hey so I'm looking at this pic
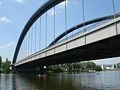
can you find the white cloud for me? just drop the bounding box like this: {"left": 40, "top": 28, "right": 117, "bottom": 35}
{"left": 0, "top": 42, "right": 15, "bottom": 49}
{"left": 0, "top": 17, "right": 11, "bottom": 23}
{"left": 16, "top": 0, "right": 24, "bottom": 3}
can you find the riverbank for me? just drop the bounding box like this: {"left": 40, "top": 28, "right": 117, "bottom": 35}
{"left": 103, "top": 68, "right": 120, "bottom": 71}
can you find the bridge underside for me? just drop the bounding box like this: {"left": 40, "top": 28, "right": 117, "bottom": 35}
{"left": 14, "top": 34, "right": 120, "bottom": 72}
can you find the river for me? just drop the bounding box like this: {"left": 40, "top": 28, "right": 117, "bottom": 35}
{"left": 0, "top": 71, "right": 120, "bottom": 90}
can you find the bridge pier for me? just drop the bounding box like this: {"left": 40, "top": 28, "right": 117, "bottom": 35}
{"left": 13, "top": 66, "right": 47, "bottom": 74}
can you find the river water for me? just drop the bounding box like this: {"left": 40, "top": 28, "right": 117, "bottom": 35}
{"left": 0, "top": 71, "right": 120, "bottom": 90}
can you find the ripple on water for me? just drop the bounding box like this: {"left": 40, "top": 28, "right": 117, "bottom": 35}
{"left": 1, "top": 71, "right": 120, "bottom": 90}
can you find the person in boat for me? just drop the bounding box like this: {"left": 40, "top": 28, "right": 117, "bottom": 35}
{"left": 38, "top": 74, "right": 48, "bottom": 77}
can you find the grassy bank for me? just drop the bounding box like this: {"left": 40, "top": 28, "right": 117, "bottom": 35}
{"left": 103, "top": 68, "right": 120, "bottom": 71}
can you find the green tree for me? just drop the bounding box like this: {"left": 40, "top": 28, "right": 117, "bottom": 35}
{"left": 72, "top": 62, "right": 81, "bottom": 71}
{"left": 86, "top": 62, "right": 96, "bottom": 70}
{"left": 0, "top": 56, "right": 2, "bottom": 68}
{"left": 2, "top": 58, "right": 11, "bottom": 73}
{"left": 0, "top": 56, "right": 2, "bottom": 72}
{"left": 95, "top": 65, "right": 102, "bottom": 71}
{"left": 66, "top": 63, "right": 73, "bottom": 72}
{"left": 47, "top": 61, "right": 102, "bottom": 73}
{"left": 47, "top": 64, "right": 63, "bottom": 73}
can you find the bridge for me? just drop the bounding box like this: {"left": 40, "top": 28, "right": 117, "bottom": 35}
{"left": 12, "top": 0, "right": 120, "bottom": 73}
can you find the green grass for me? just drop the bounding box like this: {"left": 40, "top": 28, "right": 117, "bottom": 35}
{"left": 103, "top": 68, "right": 120, "bottom": 71}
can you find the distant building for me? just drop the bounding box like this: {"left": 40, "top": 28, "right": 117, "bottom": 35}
{"left": 101, "top": 64, "right": 116, "bottom": 69}
{"left": 117, "top": 63, "right": 120, "bottom": 68}
{"left": 98, "top": 63, "right": 120, "bottom": 70}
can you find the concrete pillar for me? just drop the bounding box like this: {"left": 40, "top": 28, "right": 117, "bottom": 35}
{"left": 101, "top": 65, "right": 104, "bottom": 70}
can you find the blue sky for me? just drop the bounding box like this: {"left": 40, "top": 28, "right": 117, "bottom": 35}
{"left": 0, "top": 0, "right": 120, "bottom": 65}
{"left": 0, "top": 0, "right": 48, "bottom": 61}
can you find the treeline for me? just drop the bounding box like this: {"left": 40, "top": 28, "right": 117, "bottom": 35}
{"left": 0, "top": 56, "right": 102, "bottom": 73}
{"left": 0, "top": 56, "right": 11, "bottom": 73}
{"left": 47, "top": 62, "right": 102, "bottom": 73}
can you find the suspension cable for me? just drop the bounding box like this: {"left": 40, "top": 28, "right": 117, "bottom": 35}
{"left": 28, "top": 34, "right": 29, "bottom": 56}
{"left": 27, "top": 33, "right": 28, "bottom": 56}
{"left": 82, "top": 0, "right": 86, "bottom": 44}
{"left": 54, "top": 6, "right": 56, "bottom": 45}
{"left": 65, "top": 0, "right": 67, "bottom": 38}
{"left": 21, "top": 43, "right": 22, "bottom": 60}
{"left": 31, "top": 27, "right": 33, "bottom": 55}
{"left": 19, "top": 47, "right": 21, "bottom": 60}
{"left": 112, "top": 0, "right": 118, "bottom": 35}
{"left": 24, "top": 36, "right": 26, "bottom": 58}
{"left": 26, "top": 34, "right": 27, "bottom": 57}
{"left": 54, "top": 6, "right": 56, "bottom": 54}
{"left": 28, "top": 33, "right": 29, "bottom": 56}
{"left": 39, "top": 17, "right": 41, "bottom": 51}
{"left": 21, "top": 42, "right": 22, "bottom": 60}
{"left": 45, "top": 12, "right": 48, "bottom": 48}
{"left": 23, "top": 38, "right": 25, "bottom": 58}
{"left": 35, "top": 22, "right": 37, "bottom": 53}
{"left": 45, "top": 12, "right": 48, "bottom": 56}
{"left": 112, "top": 0, "right": 116, "bottom": 18}
{"left": 27, "top": 32, "right": 29, "bottom": 56}
{"left": 65, "top": 0, "right": 67, "bottom": 50}
{"left": 82, "top": 0, "right": 86, "bottom": 31}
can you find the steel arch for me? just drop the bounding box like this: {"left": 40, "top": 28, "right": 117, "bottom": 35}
{"left": 12, "top": 0, "right": 65, "bottom": 64}
{"left": 13, "top": 0, "right": 120, "bottom": 64}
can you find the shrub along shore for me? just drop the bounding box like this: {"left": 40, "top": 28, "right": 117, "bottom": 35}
{"left": 0, "top": 56, "right": 11, "bottom": 73}
{"left": 46, "top": 61, "right": 102, "bottom": 73}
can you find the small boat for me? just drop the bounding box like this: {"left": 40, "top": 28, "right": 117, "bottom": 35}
{"left": 38, "top": 74, "right": 48, "bottom": 77}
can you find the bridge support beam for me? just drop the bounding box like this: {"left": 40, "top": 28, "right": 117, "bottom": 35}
{"left": 13, "top": 66, "right": 46, "bottom": 74}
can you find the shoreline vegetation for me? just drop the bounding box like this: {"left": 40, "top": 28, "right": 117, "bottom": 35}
{"left": 0, "top": 56, "right": 120, "bottom": 74}
{"left": 0, "top": 56, "right": 11, "bottom": 73}
{"left": 46, "top": 62, "right": 102, "bottom": 73}
{"left": 103, "top": 68, "right": 120, "bottom": 71}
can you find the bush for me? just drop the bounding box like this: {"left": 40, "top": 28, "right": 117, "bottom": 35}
{"left": 95, "top": 65, "right": 102, "bottom": 71}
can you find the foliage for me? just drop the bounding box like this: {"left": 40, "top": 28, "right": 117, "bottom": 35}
{"left": 0, "top": 56, "right": 2, "bottom": 72}
{"left": 103, "top": 68, "right": 120, "bottom": 71}
{"left": 0, "top": 56, "right": 2, "bottom": 68}
{"left": 0, "top": 57, "right": 11, "bottom": 73}
{"left": 47, "top": 61, "right": 102, "bottom": 73}
{"left": 0, "top": 56, "right": 102, "bottom": 73}
{"left": 47, "top": 64, "right": 63, "bottom": 73}
{"left": 95, "top": 65, "right": 102, "bottom": 71}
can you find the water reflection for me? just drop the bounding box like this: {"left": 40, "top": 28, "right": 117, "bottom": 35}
{"left": 1, "top": 71, "right": 120, "bottom": 90}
